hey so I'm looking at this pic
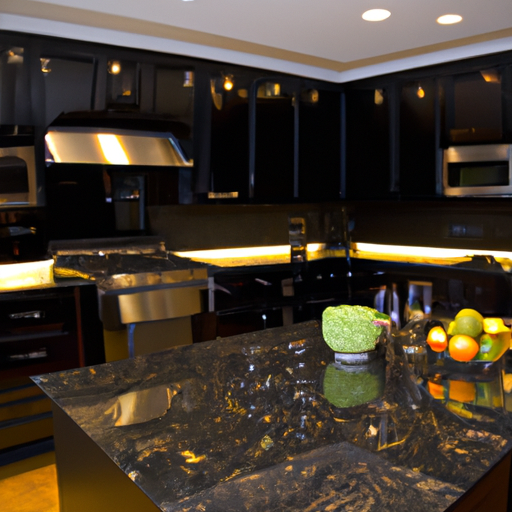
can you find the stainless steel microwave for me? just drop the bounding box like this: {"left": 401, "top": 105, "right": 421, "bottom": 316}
{"left": 443, "top": 144, "right": 512, "bottom": 197}
{"left": 0, "top": 145, "right": 39, "bottom": 208}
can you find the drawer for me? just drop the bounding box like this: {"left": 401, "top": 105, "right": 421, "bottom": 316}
{"left": 0, "top": 381, "right": 43, "bottom": 405}
{"left": 0, "top": 380, "right": 53, "bottom": 451}
{"left": 0, "top": 413, "right": 53, "bottom": 451}
{"left": 0, "top": 288, "right": 76, "bottom": 335}
{"left": 0, "top": 391, "right": 51, "bottom": 422}
{"left": 0, "top": 332, "right": 80, "bottom": 378}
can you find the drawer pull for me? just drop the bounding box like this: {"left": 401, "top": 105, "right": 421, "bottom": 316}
{"left": 8, "top": 348, "right": 48, "bottom": 361}
{"left": 8, "top": 310, "right": 45, "bottom": 320}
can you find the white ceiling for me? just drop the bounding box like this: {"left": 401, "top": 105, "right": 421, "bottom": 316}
{"left": 2, "top": 0, "right": 512, "bottom": 82}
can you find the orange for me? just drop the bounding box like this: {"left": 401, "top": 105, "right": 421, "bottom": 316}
{"left": 448, "top": 379, "right": 476, "bottom": 403}
{"left": 427, "top": 381, "right": 445, "bottom": 400}
{"left": 426, "top": 326, "right": 448, "bottom": 352}
{"left": 448, "top": 334, "right": 479, "bottom": 362}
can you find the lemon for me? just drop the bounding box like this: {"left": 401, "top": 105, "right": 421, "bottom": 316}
{"left": 453, "top": 315, "right": 483, "bottom": 338}
{"left": 455, "top": 308, "right": 484, "bottom": 323}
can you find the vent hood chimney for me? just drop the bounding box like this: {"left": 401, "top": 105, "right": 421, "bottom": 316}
{"left": 44, "top": 111, "right": 193, "bottom": 167}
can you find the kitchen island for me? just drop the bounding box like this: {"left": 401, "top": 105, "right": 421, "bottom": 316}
{"left": 33, "top": 320, "right": 512, "bottom": 511}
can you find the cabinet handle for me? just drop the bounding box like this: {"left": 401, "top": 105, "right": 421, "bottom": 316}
{"left": 8, "top": 310, "right": 45, "bottom": 319}
{"left": 8, "top": 348, "right": 48, "bottom": 361}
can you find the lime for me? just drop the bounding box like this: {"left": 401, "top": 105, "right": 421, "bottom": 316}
{"left": 453, "top": 315, "right": 483, "bottom": 338}
{"left": 455, "top": 308, "right": 484, "bottom": 323}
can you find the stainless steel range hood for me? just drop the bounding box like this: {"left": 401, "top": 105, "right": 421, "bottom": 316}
{"left": 44, "top": 111, "right": 193, "bottom": 167}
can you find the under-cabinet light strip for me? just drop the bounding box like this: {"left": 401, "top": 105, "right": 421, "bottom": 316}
{"left": 174, "top": 243, "right": 324, "bottom": 260}
{"left": 354, "top": 242, "right": 512, "bottom": 261}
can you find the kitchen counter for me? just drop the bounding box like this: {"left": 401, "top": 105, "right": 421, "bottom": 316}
{"left": 33, "top": 321, "right": 512, "bottom": 512}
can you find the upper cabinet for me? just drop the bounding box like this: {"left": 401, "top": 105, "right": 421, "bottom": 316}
{"left": 345, "top": 88, "right": 392, "bottom": 199}
{"left": 399, "top": 79, "right": 437, "bottom": 197}
{"left": 41, "top": 57, "right": 95, "bottom": 127}
{"left": 440, "top": 65, "right": 512, "bottom": 146}
{"left": 344, "top": 53, "right": 512, "bottom": 200}
{"left": 298, "top": 87, "right": 342, "bottom": 201}
{"left": 209, "top": 75, "right": 342, "bottom": 203}
{"left": 0, "top": 45, "right": 32, "bottom": 127}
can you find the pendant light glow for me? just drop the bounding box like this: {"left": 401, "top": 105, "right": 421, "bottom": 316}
{"left": 362, "top": 9, "right": 391, "bottom": 22}
{"left": 437, "top": 14, "right": 462, "bottom": 25}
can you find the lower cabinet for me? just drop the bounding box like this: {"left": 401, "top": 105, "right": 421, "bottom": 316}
{"left": 0, "top": 284, "right": 104, "bottom": 465}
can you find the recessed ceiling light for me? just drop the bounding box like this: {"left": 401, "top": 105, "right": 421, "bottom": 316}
{"left": 437, "top": 14, "right": 463, "bottom": 25}
{"left": 362, "top": 9, "right": 391, "bottom": 22}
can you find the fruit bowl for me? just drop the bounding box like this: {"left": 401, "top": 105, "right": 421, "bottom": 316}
{"left": 426, "top": 310, "right": 511, "bottom": 366}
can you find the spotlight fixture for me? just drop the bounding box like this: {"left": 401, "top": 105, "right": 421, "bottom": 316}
{"left": 223, "top": 74, "right": 234, "bottom": 91}
{"left": 40, "top": 58, "right": 51, "bottom": 74}
{"left": 480, "top": 69, "right": 501, "bottom": 83}
{"left": 6, "top": 47, "right": 24, "bottom": 64}
{"left": 108, "top": 60, "right": 122, "bottom": 75}
{"left": 362, "top": 9, "right": 391, "bottom": 22}
{"left": 183, "top": 71, "right": 194, "bottom": 88}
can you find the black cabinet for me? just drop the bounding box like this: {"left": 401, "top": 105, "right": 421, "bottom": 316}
{"left": 209, "top": 77, "right": 342, "bottom": 203}
{"left": 40, "top": 56, "right": 95, "bottom": 127}
{"left": 298, "top": 88, "right": 342, "bottom": 201}
{"left": 344, "top": 52, "right": 512, "bottom": 200}
{"left": 345, "top": 88, "right": 392, "bottom": 199}
{"left": 441, "top": 65, "right": 512, "bottom": 146}
{"left": 399, "top": 79, "right": 438, "bottom": 197}
{"left": 0, "top": 285, "right": 104, "bottom": 464}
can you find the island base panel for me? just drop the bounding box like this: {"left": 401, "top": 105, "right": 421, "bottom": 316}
{"left": 52, "top": 405, "right": 160, "bottom": 512}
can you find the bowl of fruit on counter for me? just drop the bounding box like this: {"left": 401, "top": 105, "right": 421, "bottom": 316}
{"left": 426, "top": 308, "right": 511, "bottom": 367}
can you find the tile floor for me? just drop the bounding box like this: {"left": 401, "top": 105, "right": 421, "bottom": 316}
{"left": 0, "top": 453, "right": 58, "bottom": 512}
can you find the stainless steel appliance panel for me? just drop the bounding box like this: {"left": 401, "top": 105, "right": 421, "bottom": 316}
{"left": 443, "top": 144, "right": 512, "bottom": 196}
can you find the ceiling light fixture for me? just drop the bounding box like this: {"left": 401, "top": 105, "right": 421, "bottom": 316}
{"left": 362, "top": 9, "right": 391, "bottom": 22}
{"left": 437, "top": 14, "right": 462, "bottom": 25}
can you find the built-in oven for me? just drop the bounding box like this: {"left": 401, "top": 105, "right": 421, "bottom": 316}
{"left": 443, "top": 144, "right": 512, "bottom": 197}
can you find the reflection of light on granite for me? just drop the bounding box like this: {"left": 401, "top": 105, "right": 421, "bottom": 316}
{"left": 181, "top": 450, "right": 206, "bottom": 463}
{"left": 105, "top": 384, "right": 178, "bottom": 426}
{"left": 0, "top": 259, "right": 54, "bottom": 290}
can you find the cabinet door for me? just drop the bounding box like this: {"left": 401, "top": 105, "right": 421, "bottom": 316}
{"left": 154, "top": 67, "right": 194, "bottom": 160}
{"left": 0, "top": 44, "right": 32, "bottom": 126}
{"left": 399, "top": 79, "right": 438, "bottom": 197}
{"left": 41, "top": 56, "right": 95, "bottom": 126}
{"left": 345, "top": 88, "right": 391, "bottom": 199}
{"left": 441, "top": 67, "right": 512, "bottom": 145}
{"left": 209, "top": 88, "right": 250, "bottom": 199}
{"left": 253, "top": 94, "right": 295, "bottom": 201}
{"left": 298, "top": 88, "right": 342, "bottom": 201}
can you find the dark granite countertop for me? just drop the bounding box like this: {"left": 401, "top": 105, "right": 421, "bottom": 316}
{"left": 33, "top": 321, "right": 512, "bottom": 511}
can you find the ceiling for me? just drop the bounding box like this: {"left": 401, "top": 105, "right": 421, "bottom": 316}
{"left": 2, "top": 0, "right": 512, "bottom": 82}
